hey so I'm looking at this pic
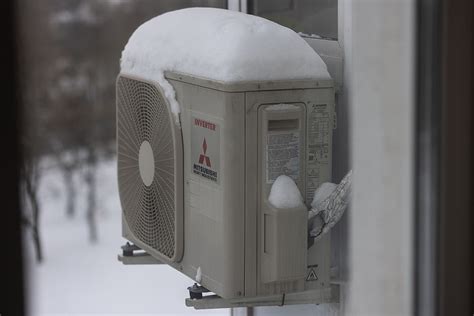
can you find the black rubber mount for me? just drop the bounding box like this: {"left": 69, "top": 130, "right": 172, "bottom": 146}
{"left": 121, "top": 242, "right": 140, "bottom": 257}
{"left": 187, "top": 283, "right": 210, "bottom": 300}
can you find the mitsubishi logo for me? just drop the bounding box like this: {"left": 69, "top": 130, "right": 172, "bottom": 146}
{"left": 192, "top": 117, "right": 219, "bottom": 183}
{"left": 198, "top": 138, "right": 211, "bottom": 167}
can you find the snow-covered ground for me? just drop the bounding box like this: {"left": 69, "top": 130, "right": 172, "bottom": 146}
{"left": 25, "top": 157, "right": 229, "bottom": 316}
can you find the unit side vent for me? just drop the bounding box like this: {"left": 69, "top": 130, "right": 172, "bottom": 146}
{"left": 116, "top": 75, "right": 183, "bottom": 262}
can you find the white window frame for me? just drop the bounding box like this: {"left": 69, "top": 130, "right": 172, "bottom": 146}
{"left": 227, "top": 0, "right": 247, "bottom": 13}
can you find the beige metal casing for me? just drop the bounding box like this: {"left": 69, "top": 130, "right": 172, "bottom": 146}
{"left": 118, "top": 71, "right": 334, "bottom": 300}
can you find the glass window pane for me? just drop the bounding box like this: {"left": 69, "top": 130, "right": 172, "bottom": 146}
{"left": 18, "top": 0, "right": 227, "bottom": 315}
{"left": 251, "top": 0, "right": 338, "bottom": 39}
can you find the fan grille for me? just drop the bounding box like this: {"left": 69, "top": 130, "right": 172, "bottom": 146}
{"left": 117, "top": 76, "right": 176, "bottom": 260}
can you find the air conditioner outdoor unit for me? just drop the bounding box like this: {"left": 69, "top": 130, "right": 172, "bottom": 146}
{"left": 116, "top": 8, "right": 336, "bottom": 308}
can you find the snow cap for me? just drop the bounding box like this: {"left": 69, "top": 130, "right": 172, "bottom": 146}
{"left": 120, "top": 8, "right": 330, "bottom": 121}
{"left": 268, "top": 175, "right": 304, "bottom": 209}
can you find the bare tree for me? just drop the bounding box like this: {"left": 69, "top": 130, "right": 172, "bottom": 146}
{"left": 16, "top": 0, "right": 56, "bottom": 261}
{"left": 21, "top": 144, "right": 43, "bottom": 263}
{"left": 63, "top": 161, "right": 77, "bottom": 218}
{"left": 84, "top": 148, "right": 98, "bottom": 243}
{"left": 55, "top": 150, "right": 81, "bottom": 218}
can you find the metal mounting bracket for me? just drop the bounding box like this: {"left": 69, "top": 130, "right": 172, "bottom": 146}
{"left": 185, "top": 285, "right": 339, "bottom": 309}
{"left": 118, "top": 242, "right": 164, "bottom": 265}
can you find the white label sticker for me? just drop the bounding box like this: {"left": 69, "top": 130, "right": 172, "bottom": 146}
{"left": 305, "top": 104, "right": 330, "bottom": 203}
{"left": 191, "top": 116, "right": 220, "bottom": 183}
{"left": 266, "top": 131, "right": 300, "bottom": 183}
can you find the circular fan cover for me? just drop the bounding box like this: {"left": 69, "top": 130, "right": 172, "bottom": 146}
{"left": 116, "top": 75, "right": 181, "bottom": 261}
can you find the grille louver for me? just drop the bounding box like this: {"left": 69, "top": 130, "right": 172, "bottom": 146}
{"left": 116, "top": 75, "right": 183, "bottom": 262}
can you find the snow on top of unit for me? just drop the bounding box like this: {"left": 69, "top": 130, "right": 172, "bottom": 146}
{"left": 120, "top": 8, "right": 330, "bottom": 122}
{"left": 121, "top": 8, "right": 330, "bottom": 82}
{"left": 268, "top": 175, "right": 304, "bottom": 209}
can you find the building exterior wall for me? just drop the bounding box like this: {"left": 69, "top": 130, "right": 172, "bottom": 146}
{"left": 346, "top": 0, "right": 414, "bottom": 314}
